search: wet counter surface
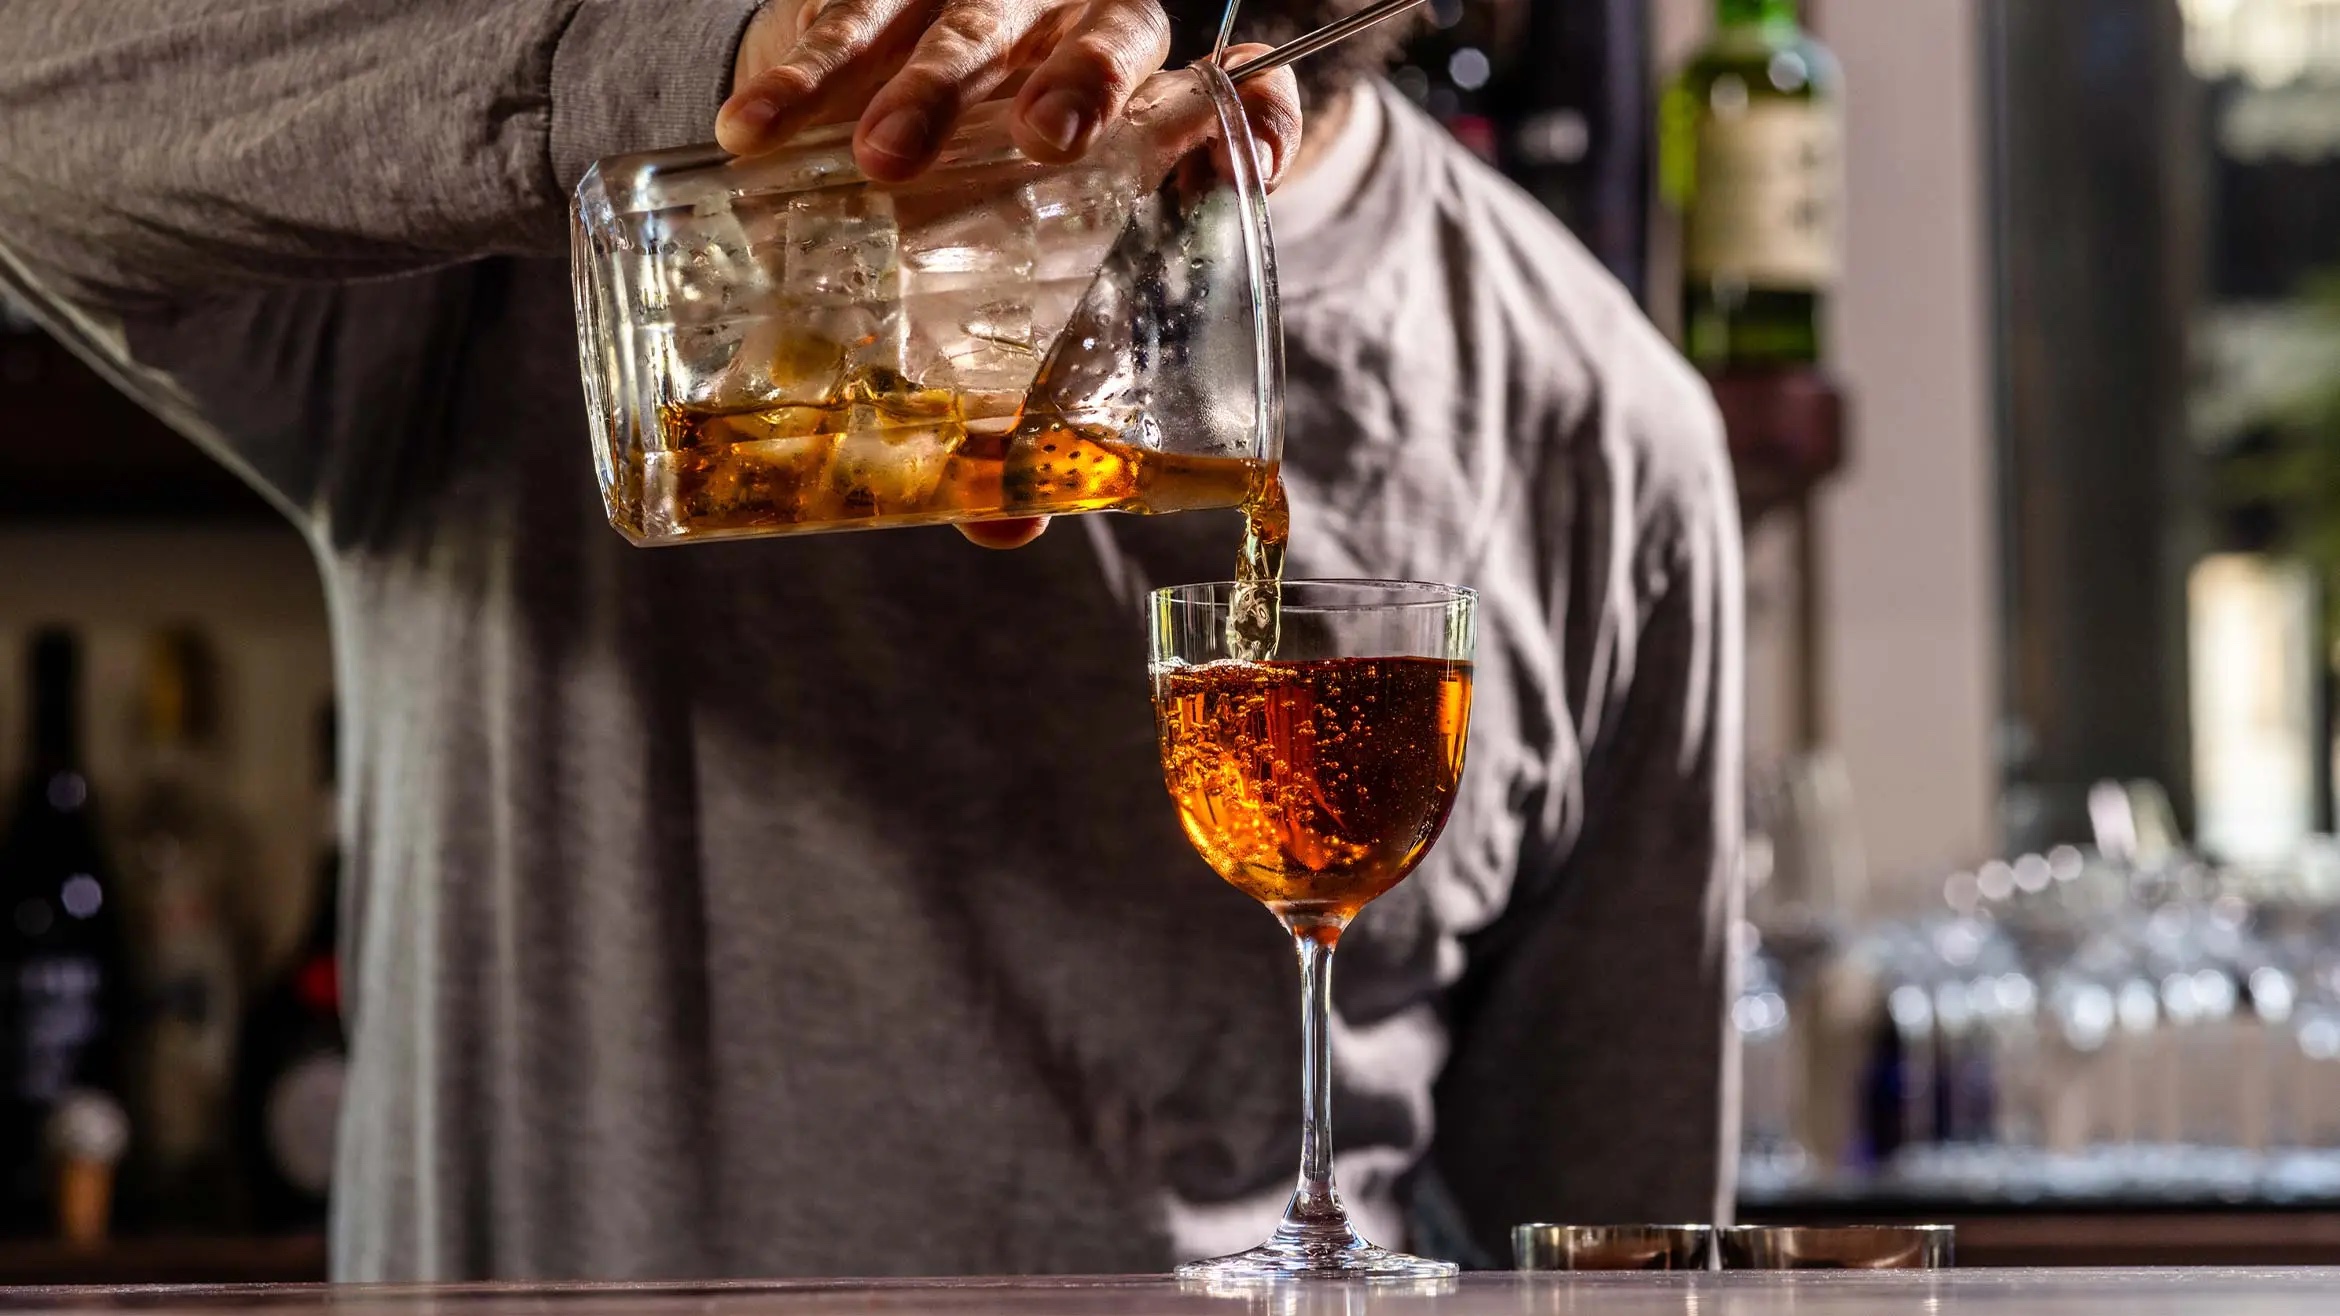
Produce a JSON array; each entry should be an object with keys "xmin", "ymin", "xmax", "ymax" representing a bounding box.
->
[{"xmin": 6, "ymin": 1272, "xmax": 2340, "ymax": 1316}]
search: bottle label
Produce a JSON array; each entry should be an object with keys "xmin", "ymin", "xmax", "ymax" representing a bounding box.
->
[
  {"xmin": 265, "ymin": 1051, "xmax": 346, "ymax": 1197},
  {"xmin": 1688, "ymin": 101, "xmax": 1842, "ymax": 288},
  {"xmin": 13, "ymin": 956, "xmax": 104, "ymax": 1103}
]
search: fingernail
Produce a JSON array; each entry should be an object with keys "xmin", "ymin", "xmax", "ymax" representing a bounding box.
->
[
  {"xmin": 866, "ymin": 107, "xmax": 932, "ymax": 161},
  {"xmin": 727, "ymin": 96, "xmax": 780, "ymax": 141},
  {"xmin": 1253, "ymin": 141, "xmax": 1276, "ymax": 181},
  {"xmin": 1026, "ymin": 89, "xmax": 1091, "ymax": 153}
]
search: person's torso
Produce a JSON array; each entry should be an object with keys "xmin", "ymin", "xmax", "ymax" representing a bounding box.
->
[{"xmin": 31, "ymin": 91, "xmax": 1641, "ymax": 1278}]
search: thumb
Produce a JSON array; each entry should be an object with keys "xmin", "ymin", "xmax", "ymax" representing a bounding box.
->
[{"xmin": 958, "ymin": 516, "xmax": 1053, "ymax": 549}]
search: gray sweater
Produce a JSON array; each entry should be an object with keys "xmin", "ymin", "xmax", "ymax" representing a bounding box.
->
[{"xmin": 0, "ymin": 0, "xmax": 1742, "ymax": 1281}]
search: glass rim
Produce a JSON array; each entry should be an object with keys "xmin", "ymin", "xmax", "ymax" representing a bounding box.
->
[{"xmin": 1149, "ymin": 578, "xmax": 1477, "ymax": 615}]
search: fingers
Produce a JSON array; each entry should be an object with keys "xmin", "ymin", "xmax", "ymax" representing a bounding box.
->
[
  {"xmin": 851, "ymin": 0, "xmax": 1060, "ymax": 179},
  {"xmin": 719, "ymin": 0, "xmax": 932, "ymax": 156},
  {"xmin": 1008, "ymin": 0, "xmax": 1172, "ymax": 163},
  {"xmin": 723, "ymin": 0, "xmax": 1281, "ymax": 192},
  {"xmin": 958, "ymin": 516, "xmax": 1052, "ymax": 549},
  {"xmin": 1220, "ymin": 42, "xmax": 1301, "ymax": 186}
]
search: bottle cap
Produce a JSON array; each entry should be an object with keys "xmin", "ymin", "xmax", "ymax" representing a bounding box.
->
[
  {"xmin": 1718, "ymin": 1225, "xmax": 1954, "ymax": 1270},
  {"xmin": 1512, "ymin": 1224, "xmax": 1715, "ymax": 1271}
]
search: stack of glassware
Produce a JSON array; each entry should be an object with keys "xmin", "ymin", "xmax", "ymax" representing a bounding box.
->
[{"xmin": 1740, "ymin": 778, "xmax": 2340, "ymax": 1207}]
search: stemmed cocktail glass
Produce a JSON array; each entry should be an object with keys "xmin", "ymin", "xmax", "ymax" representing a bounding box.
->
[{"xmin": 1148, "ymin": 580, "xmax": 1476, "ymax": 1282}]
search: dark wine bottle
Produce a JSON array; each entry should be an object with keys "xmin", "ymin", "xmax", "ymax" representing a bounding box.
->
[
  {"xmin": 236, "ymin": 704, "xmax": 345, "ymax": 1234},
  {"xmin": 0, "ymin": 630, "xmax": 132, "ymax": 1239},
  {"xmin": 1491, "ymin": 0, "xmax": 1651, "ymax": 298}
]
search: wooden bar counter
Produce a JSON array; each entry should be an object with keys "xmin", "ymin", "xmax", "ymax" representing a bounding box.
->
[{"xmin": 8, "ymin": 1272, "xmax": 2340, "ymax": 1316}]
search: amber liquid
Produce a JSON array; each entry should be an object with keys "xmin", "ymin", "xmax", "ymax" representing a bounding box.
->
[
  {"xmin": 1228, "ymin": 473, "xmax": 1288, "ymax": 662},
  {"xmin": 1154, "ymin": 656, "xmax": 1473, "ymax": 927},
  {"xmin": 639, "ymin": 365, "xmax": 1266, "ymax": 540}
]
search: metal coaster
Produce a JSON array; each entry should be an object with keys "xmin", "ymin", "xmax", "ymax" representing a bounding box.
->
[
  {"xmin": 1717, "ymin": 1225, "xmax": 1954, "ymax": 1270},
  {"xmin": 1512, "ymin": 1224, "xmax": 1716, "ymax": 1271}
]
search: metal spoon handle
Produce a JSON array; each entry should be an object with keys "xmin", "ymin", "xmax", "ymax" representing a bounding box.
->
[
  {"xmin": 1223, "ymin": 0, "xmax": 1430, "ymax": 84},
  {"xmin": 1210, "ymin": 0, "xmax": 1243, "ymax": 63}
]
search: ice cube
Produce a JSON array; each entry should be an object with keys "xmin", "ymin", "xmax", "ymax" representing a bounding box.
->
[
  {"xmin": 1025, "ymin": 168, "xmax": 1136, "ymax": 351},
  {"xmin": 898, "ymin": 187, "xmax": 1038, "ymax": 295},
  {"xmin": 706, "ymin": 300, "xmax": 894, "ymax": 409},
  {"xmin": 897, "ymin": 186, "xmax": 1038, "ymax": 403},
  {"xmin": 666, "ymin": 321, "xmax": 748, "ymax": 406},
  {"xmin": 841, "ymin": 299, "xmax": 918, "ymax": 384},
  {"xmin": 640, "ymin": 451, "xmax": 684, "ymax": 539},
  {"xmin": 702, "ymin": 403, "xmax": 833, "ymax": 449},
  {"xmin": 731, "ymin": 192, "xmax": 793, "ymax": 284},
  {"xmin": 645, "ymin": 196, "xmax": 771, "ymax": 326},
  {"xmin": 648, "ymin": 405, "xmax": 845, "ymax": 531},
  {"xmin": 781, "ymin": 188, "xmax": 899, "ymax": 304},
  {"xmin": 728, "ymin": 424, "xmax": 840, "ymax": 525},
  {"xmin": 1027, "ymin": 168, "xmax": 1132, "ymax": 282},
  {"xmin": 901, "ymin": 289, "xmax": 1038, "ymax": 408},
  {"xmin": 640, "ymin": 200, "xmax": 781, "ymax": 407},
  {"xmin": 820, "ymin": 395, "xmax": 964, "ymax": 517}
]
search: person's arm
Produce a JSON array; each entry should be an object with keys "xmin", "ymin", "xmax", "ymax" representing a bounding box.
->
[
  {"xmin": 0, "ymin": 0, "xmax": 764, "ymax": 302},
  {"xmin": 0, "ymin": 0, "xmax": 1301, "ymax": 305},
  {"xmin": 1432, "ymin": 383, "xmax": 1745, "ymax": 1256}
]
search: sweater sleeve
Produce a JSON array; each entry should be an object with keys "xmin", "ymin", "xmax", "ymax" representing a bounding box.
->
[{"xmin": 0, "ymin": 0, "xmax": 759, "ymax": 301}]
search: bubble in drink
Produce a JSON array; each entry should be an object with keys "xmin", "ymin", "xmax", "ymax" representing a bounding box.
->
[{"xmin": 1152, "ymin": 656, "xmax": 1473, "ymax": 927}]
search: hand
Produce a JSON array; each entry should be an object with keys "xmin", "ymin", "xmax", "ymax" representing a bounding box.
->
[
  {"xmin": 717, "ymin": 1, "xmax": 1301, "ymax": 549},
  {"xmin": 719, "ymin": 0, "xmax": 1301, "ymax": 182}
]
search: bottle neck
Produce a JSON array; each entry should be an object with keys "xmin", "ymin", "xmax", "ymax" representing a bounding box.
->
[{"xmin": 1718, "ymin": 0, "xmax": 1800, "ymax": 30}]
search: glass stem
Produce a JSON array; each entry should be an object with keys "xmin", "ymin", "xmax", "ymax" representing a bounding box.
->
[{"xmin": 1280, "ymin": 925, "xmax": 1355, "ymax": 1241}]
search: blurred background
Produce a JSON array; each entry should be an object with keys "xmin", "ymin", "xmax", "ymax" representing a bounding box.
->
[{"xmin": 9, "ymin": 0, "xmax": 2340, "ymax": 1279}]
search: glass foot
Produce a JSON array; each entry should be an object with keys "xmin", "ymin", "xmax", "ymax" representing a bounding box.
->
[{"xmin": 1177, "ymin": 1228, "xmax": 1461, "ymax": 1284}]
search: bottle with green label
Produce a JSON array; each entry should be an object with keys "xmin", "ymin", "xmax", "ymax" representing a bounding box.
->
[{"xmin": 1662, "ymin": 0, "xmax": 1844, "ymax": 369}]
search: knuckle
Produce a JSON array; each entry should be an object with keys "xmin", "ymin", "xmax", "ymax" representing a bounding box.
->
[
  {"xmin": 887, "ymin": 61, "xmax": 965, "ymax": 106},
  {"xmin": 780, "ymin": 34, "xmax": 846, "ymax": 77},
  {"xmin": 1068, "ymin": 2, "xmax": 1168, "ymax": 87},
  {"xmin": 880, "ymin": 69, "xmax": 970, "ymax": 123},
  {"xmin": 1066, "ymin": 31, "xmax": 1140, "ymax": 90},
  {"xmin": 754, "ymin": 63, "xmax": 823, "ymax": 100},
  {"xmin": 795, "ymin": 0, "xmax": 882, "ymax": 58},
  {"xmin": 930, "ymin": 2, "xmax": 1013, "ymax": 56}
]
